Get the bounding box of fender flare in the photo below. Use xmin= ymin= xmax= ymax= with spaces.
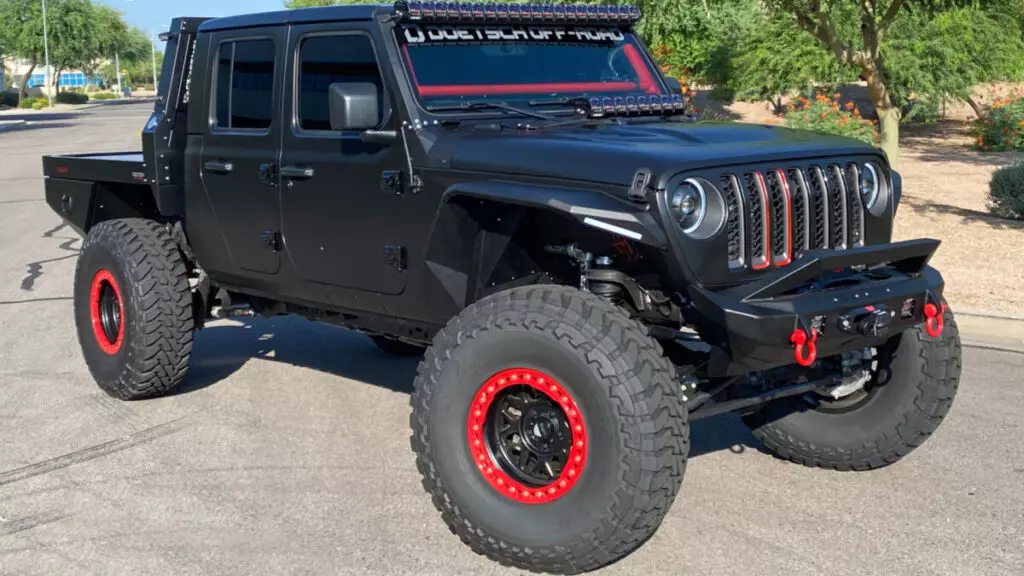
xmin=441 ymin=180 xmax=668 ymax=249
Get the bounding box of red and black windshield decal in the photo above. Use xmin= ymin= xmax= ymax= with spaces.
xmin=400 ymin=24 xmax=661 ymax=97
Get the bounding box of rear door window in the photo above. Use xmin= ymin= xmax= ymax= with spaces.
xmin=214 ymin=38 xmax=276 ymax=130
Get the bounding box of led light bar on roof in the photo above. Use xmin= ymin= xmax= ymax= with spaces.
xmin=394 ymin=2 xmax=642 ymax=24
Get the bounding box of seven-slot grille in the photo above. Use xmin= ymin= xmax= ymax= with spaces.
xmin=721 ymin=164 xmax=866 ymax=272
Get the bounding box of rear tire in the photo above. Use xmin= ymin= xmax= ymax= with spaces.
xmin=410 ymin=285 xmax=688 ymax=574
xmin=743 ymin=307 xmax=962 ymax=471
xmin=74 ymin=219 xmax=194 ymax=400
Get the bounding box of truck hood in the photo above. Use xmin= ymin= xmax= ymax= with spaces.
xmin=436 ymin=121 xmax=881 ymax=187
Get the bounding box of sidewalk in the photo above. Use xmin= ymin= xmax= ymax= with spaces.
xmin=957 ymin=310 xmax=1024 ymax=353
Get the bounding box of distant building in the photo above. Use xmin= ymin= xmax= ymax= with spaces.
xmin=6 ymin=59 xmax=105 ymax=92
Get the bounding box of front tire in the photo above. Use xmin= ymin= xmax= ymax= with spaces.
xmin=74 ymin=219 xmax=194 ymax=400
xmin=743 ymin=307 xmax=962 ymax=471
xmin=411 ymin=286 xmax=688 ymax=574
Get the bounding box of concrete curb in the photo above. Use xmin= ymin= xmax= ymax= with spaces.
xmin=956 ymin=310 xmax=1024 ymax=354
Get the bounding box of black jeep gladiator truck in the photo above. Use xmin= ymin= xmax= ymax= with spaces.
xmin=42 ymin=2 xmax=961 ymax=573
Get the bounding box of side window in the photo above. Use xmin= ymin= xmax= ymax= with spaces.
xmin=298 ymin=34 xmax=385 ymax=131
xmin=214 ymin=39 xmax=275 ymax=130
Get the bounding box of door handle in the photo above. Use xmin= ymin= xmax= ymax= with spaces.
xmin=204 ymin=160 xmax=234 ymax=174
xmin=280 ymin=165 xmax=315 ymax=179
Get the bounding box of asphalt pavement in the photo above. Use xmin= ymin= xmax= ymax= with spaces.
xmin=1 ymin=102 xmax=1022 ymax=576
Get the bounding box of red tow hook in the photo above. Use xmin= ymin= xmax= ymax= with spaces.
xmin=923 ymin=302 xmax=948 ymax=338
xmin=790 ymin=328 xmax=817 ymax=367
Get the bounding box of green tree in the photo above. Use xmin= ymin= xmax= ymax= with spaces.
xmin=764 ymin=0 xmax=1024 ymax=165
xmin=0 ymin=0 xmax=46 ymax=104
xmin=48 ymin=0 xmax=99 ymax=90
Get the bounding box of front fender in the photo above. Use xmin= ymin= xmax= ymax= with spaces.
xmin=442 ymin=180 xmax=668 ymax=249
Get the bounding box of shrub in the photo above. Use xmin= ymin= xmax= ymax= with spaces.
xmin=90 ymin=92 xmax=117 ymax=101
xmin=970 ymin=96 xmax=1024 ymax=151
xmin=55 ymin=91 xmax=89 ymax=105
xmin=989 ymin=162 xmax=1024 ymax=220
xmin=31 ymin=100 xmax=45 ymax=110
xmin=19 ymin=97 xmax=40 ymax=109
xmin=2 ymin=91 xmax=19 ymax=108
xmin=780 ymin=92 xmax=877 ymax=144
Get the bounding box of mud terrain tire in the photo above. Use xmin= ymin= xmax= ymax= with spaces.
xmin=410 ymin=285 xmax=688 ymax=574
xmin=74 ymin=219 xmax=193 ymax=400
xmin=743 ymin=308 xmax=961 ymax=471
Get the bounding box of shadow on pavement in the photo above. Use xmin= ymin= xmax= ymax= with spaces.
xmin=178 ymin=315 xmax=762 ymax=459
xmin=178 ymin=315 xmax=420 ymax=396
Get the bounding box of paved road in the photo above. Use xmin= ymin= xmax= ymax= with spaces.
xmin=2 ymin=103 xmax=1023 ymax=576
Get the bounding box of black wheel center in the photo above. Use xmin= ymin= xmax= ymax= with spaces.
xmin=484 ymin=385 xmax=573 ymax=487
xmin=98 ymin=282 xmax=121 ymax=344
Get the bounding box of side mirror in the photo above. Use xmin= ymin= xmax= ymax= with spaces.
xmin=664 ymin=77 xmax=684 ymax=95
xmin=328 ymin=82 xmax=379 ymax=131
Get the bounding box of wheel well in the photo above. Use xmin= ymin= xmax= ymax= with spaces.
xmin=426 ymin=197 xmax=664 ymax=310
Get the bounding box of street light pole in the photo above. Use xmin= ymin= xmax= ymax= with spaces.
xmin=41 ymin=0 xmax=53 ymax=107
xmin=150 ymin=28 xmax=158 ymax=90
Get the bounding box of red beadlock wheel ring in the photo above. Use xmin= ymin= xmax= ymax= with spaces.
xmin=89 ymin=269 xmax=124 ymax=355
xmin=467 ymin=368 xmax=587 ymax=504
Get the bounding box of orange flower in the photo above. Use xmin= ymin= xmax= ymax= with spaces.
xmin=1019 ymin=120 xmax=1024 ymax=127
xmin=845 ymin=101 xmax=854 ymax=111
xmin=820 ymin=112 xmax=827 ymax=119
xmin=853 ymin=107 xmax=861 ymax=117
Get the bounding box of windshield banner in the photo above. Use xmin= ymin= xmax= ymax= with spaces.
xmin=401 ymin=24 xmax=625 ymax=44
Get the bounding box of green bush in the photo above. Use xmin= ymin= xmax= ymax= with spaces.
xmin=19 ymin=97 xmax=40 ymax=109
xmin=970 ymin=95 xmax=1024 ymax=151
xmin=55 ymin=91 xmax=89 ymax=105
xmin=989 ymin=162 xmax=1024 ymax=219
xmin=31 ymin=100 xmax=45 ymax=110
xmin=781 ymin=93 xmax=877 ymax=144
xmin=90 ymin=92 xmax=117 ymax=101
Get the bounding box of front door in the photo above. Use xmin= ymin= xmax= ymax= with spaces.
xmin=279 ymin=25 xmax=411 ymax=295
xmin=200 ymin=30 xmax=285 ymax=275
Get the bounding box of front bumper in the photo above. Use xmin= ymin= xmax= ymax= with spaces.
xmin=688 ymin=239 xmax=947 ymax=377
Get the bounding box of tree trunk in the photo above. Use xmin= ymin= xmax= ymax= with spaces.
xmin=55 ymin=69 xmax=63 ymax=93
xmin=863 ymin=64 xmax=901 ymax=167
xmin=17 ymin=52 xmax=37 ymax=105
xmin=965 ymin=95 xmax=985 ymax=119
xmin=877 ymin=106 xmax=901 ymax=167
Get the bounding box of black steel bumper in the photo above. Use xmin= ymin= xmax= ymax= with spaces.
xmin=688 ymin=239 xmax=947 ymax=377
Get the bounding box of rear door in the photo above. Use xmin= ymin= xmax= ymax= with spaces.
xmin=279 ymin=24 xmax=412 ymax=295
xmin=199 ymin=29 xmax=285 ymax=275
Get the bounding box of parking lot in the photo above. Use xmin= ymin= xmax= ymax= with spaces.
xmin=1 ymin=102 xmax=1023 ymax=576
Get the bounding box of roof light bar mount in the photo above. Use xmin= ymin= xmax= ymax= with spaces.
xmin=393 ymin=2 xmax=642 ymax=24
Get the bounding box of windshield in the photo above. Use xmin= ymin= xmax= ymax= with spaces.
xmin=397 ymin=23 xmax=665 ymax=107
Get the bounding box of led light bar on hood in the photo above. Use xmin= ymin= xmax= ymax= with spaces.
xmin=394 ymin=2 xmax=642 ymax=24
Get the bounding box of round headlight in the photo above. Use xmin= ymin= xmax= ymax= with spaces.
xmin=860 ymin=163 xmax=880 ymax=209
xmin=670 ymin=179 xmax=707 ymax=234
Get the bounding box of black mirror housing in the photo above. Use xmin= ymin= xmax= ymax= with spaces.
xmin=328 ymin=82 xmax=379 ymax=131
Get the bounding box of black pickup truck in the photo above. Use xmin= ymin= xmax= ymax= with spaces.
xmin=42 ymin=3 xmax=961 ymax=573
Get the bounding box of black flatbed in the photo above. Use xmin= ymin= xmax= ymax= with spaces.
xmin=42 ymin=152 xmax=148 ymax=185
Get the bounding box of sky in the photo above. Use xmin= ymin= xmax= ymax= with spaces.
xmin=97 ymin=0 xmax=289 ymax=39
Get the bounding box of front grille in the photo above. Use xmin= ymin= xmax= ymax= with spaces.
xmin=720 ymin=163 xmax=869 ymax=272
xmin=721 ymin=175 xmax=745 ymax=270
